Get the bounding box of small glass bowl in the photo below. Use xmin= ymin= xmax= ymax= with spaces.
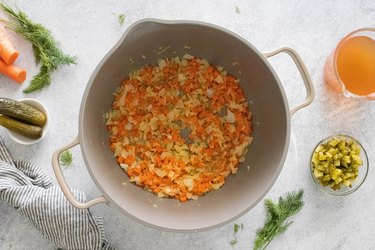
xmin=6 ymin=98 xmax=49 ymax=145
xmin=310 ymin=134 xmax=369 ymax=196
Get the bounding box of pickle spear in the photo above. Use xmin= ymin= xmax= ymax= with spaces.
xmin=0 ymin=98 xmax=46 ymax=126
xmin=0 ymin=115 xmax=43 ymax=139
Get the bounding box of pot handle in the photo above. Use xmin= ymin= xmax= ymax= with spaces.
xmin=263 ymin=47 xmax=315 ymax=116
xmin=52 ymin=136 xmax=108 ymax=209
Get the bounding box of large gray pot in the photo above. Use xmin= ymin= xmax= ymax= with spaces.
xmin=52 ymin=19 xmax=314 ymax=232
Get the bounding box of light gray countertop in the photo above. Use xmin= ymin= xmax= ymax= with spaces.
xmin=1 ymin=1 xmax=375 ymax=249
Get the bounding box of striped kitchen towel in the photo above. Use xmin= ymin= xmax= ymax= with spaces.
xmin=0 ymin=137 xmax=115 ymax=250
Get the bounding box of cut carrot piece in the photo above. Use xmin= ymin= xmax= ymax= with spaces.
xmin=0 ymin=59 xmax=26 ymax=83
xmin=0 ymin=26 xmax=19 ymax=65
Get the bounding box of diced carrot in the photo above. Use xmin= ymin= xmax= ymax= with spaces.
xmin=117 ymin=156 xmax=124 ymax=164
xmin=132 ymin=167 xmax=141 ymax=175
xmin=179 ymin=196 xmax=187 ymax=202
xmin=124 ymin=155 xmax=135 ymax=165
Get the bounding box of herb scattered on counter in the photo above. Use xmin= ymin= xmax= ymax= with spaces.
xmin=234 ymin=223 xmax=240 ymax=233
xmin=230 ymin=238 xmax=238 ymax=246
xmin=253 ymin=189 xmax=304 ymax=250
xmin=60 ymin=150 xmax=73 ymax=167
xmin=230 ymin=223 xmax=243 ymax=246
xmin=0 ymin=4 xmax=77 ymax=93
xmin=235 ymin=6 xmax=241 ymax=14
xmin=118 ymin=14 xmax=125 ymax=26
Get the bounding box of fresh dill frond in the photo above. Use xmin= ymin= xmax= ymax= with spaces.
xmin=0 ymin=3 xmax=77 ymax=93
xmin=230 ymin=239 xmax=238 ymax=246
xmin=118 ymin=14 xmax=125 ymax=26
xmin=234 ymin=223 xmax=240 ymax=233
xmin=60 ymin=150 xmax=73 ymax=167
xmin=253 ymin=189 xmax=304 ymax=250
xmin=230 ymin=222 xmax=243 ymax=246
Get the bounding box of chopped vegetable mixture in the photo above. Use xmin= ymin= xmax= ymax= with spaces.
xmin=106 ymin=55 xmax=252 ymax=201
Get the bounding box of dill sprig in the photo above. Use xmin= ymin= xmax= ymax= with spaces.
xmin=118 ymin=14 xmax=125 ymax=26
xmin=60 ymin=150 xmax=73 ymax=167
xmin=254 ymin=189 xmax=304 ymax=250
xmin=230 ymin=223 xmax=243 ymax=246
xmin=230 ymin=238 xmax=238 ymax=246
xmin=0 ymin=3 xmax=77 ymax=93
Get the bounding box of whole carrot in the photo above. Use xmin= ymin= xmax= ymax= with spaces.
xmin=0 ymin=26 xmax=19 ymax=64
xmin=0 ymin=59 xmax=26 ymax=83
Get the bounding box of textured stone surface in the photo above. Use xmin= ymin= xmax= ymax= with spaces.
xmin=1 ymin=0 xmax=375 ymax=249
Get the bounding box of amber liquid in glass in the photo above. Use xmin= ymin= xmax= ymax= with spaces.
xmin=325 ymin=35 xmax=375 ymax=96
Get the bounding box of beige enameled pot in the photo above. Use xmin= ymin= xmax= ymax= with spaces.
xmin=52 ymin=19 xmax=314 ymax=232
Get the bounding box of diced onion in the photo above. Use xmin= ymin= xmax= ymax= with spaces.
xmin=226 ymin=110 xmax=235 ymax=123
xmin=158 ymin=59 xmax=166 ymax=69
xmin=206 ymin=88 xmax=214 ymax=98
xmin=124 ymin=123 xmax=133 ymax=131
xmin=183 ymin=53 xmax=194 ymax=60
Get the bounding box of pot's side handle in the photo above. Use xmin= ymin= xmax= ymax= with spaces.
xmin=263 ymin=47 xmax=315 ymax=116
xmin=52 ymin=136 xmax=108 ymax=209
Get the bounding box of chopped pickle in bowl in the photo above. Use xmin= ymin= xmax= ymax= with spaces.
xmin=311 ymin=135 xmax=368 ymax=195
